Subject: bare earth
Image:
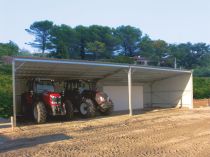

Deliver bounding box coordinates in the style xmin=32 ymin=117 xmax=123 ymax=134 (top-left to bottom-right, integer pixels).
xmin=1 ymin=108 xmax=210 ymax=157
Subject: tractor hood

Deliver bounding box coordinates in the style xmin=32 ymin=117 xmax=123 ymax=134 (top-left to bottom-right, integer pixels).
xmin=43 ymin=91 xmax=61 ymax=97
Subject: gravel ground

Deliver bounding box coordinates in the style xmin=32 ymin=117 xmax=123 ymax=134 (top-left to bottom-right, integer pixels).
xmin=1 ymin=108 xmax=210 ymax=157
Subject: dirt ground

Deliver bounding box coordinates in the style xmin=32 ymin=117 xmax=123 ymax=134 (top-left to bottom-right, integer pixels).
xmin=194 ymin=99 xmax=209 ymax=108
xmin=1 ymin=108 xmax=210 ymax=157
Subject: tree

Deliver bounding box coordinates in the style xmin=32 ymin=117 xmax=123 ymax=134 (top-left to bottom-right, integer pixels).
xmin=74 ymin=25 xmax=118 ymax=60
xmin=75 ymin=25 xmax=90 ymax=59
xmin=88 ymin=25 xmax=117 ymax=58
xmin=114 ymin=25 xmax=142 ymax=56
xmin=86 ymin=41 xmax=106 ymax=59
xmin=49 ymin=24 xmax=77 ymax=59
xmin=190 ymin=43 xmax=210 ymax=67
xmin=139 ymin=35 xmax=154 ymax=57
xmin=24 ymin=21 xmax=210 ymax=69
xmin=168 ymin=43 xmax=210 ymax=69
xmin=25 ymin=20 xmax=53 ymax=54
xmin=152 ymin=40 xmax=168 ymax=66
xmin=0 ymin=41 xmax=19 ymax=57
xmin=139 ymin=37 xmax=169 ymax=66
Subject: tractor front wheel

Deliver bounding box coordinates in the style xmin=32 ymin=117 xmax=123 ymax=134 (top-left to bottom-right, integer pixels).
xmin=64 ymin=100 xmax=74 ymax=120
xmin=33 ymin=102 xmax=47 ymax=124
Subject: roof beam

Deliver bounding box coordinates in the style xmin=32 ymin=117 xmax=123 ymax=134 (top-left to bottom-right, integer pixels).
xmin=97 ymin=68 xmax=125 ymax=81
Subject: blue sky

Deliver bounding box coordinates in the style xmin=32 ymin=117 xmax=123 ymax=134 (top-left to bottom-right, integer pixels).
xmin=1 ymin=0 xmax=210 ymax=52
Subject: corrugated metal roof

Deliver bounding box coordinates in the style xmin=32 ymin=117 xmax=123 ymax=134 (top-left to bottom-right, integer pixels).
xmin=14 ymin=57 xmax=191 ymax=84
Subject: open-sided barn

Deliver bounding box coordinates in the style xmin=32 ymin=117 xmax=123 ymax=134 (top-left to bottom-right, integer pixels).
xmin=12 ymin=57 xmax=193 ymax=126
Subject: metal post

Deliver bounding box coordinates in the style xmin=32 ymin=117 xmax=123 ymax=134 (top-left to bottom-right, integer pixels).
xmin=190 ymin=72 xmax=193 ymax=109
xmin=11 ymin=116 xmax=14 ymax=131
xmin=150 ymin=83 xmax=153 ymax=108
xmin=128 ymin=67 xmax=133 ymax=116
xmin=12 ymin=60 xmax=16 ymax=127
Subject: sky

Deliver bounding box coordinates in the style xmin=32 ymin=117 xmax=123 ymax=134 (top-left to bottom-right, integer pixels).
xmin=1 ymin=0 xmax=210 ymax=52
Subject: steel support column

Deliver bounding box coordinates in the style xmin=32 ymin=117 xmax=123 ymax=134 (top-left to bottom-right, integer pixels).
xmin=190 ymin=72 xmax=194 ymax=109
xmin=128 ymin=67 xmax=133 ymax=116
xmin=12 ymin=60 xmax=16 ymax=127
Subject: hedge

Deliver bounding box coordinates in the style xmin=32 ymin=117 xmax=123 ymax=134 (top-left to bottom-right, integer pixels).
xmin=193 ymin=77 xmax=210 ymax=99
xmin=0 ymin=64 xmax=12 ymax=118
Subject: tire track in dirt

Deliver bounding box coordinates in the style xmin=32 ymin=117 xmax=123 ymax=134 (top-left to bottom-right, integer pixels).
xmin=1 ymin=108 xmax=210 ymax=157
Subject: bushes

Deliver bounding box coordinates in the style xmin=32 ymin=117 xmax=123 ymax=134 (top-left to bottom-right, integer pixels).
xmin=194 ymin=66 xmax=210 ymax=77
xmin=110 ymin=56 xmax=134 ymax=64
xmin=0 ymin=64 xmax=12 ymax=118
xmin=193 ymin=77 xmax=210 ymax=99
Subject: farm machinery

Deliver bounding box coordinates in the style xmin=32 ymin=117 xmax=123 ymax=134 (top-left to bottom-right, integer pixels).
xmin=21 ymin=78 xmax=74 ymax=123
xmin=64 ymin=80 xmax=114 ymax=118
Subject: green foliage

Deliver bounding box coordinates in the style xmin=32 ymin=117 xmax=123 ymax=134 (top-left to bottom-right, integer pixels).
xmin=74 ymin=25 xmax=90 ymax=59
xmin=140 ymin=38 xmax=168 ymax=65
xmin=0 ymin=41 xmax=19 ymax=57
xmin=111 ymin=55 xmax=134 ymax=64
xmin=139 ymin=35 xmax=153 ymax=57
xmin=193 ymin=77 xmax=210 ymax=99
xmin=167 ymin=43 xmax=210 ymax=69
xmin=0 ymin=64 xmax=12 ymax=118
xmin=115 ymin=25 xmax=142 ymax=56
xmin=50 ymin=24 xmax=78 ymax=59
xmin=74 ymin=25 xmax=117 ymax=60
xmin=26 ymin=20 xmax=53 ymax=53
xmin=86 ymin=41 xmax=106 ymax=59
xmin=88 ymin=25 xmax=117 ymax=58
xmin=194 ymin=66 xmax=210 ymax=77
xmin=24 ymin=21 xmax=210 ymax=69
xmin=0 ymin=64 xmax=12 ymax=74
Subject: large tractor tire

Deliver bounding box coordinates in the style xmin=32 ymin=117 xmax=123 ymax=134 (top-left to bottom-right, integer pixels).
xmin=33 ymin=102 xmax=47 ymax=124
xmin=79 ymin=99 xmax=96 ymax=118
xmin=64 ymin=100 xmax=74 ymax=120
xmin=100 ymin=105 xmax=114 ymax=116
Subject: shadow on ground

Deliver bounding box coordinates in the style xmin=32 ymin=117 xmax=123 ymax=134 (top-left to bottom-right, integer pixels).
xmin=0 ymin=133 xmax=72 ymax=153
xmin=16 ymin=107 xmax=180 ymax=127
xmin=0 ymin=117 xmax=11 ymax=129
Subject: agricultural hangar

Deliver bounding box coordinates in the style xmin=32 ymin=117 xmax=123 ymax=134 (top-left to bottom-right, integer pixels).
xmin=12 ymin=57 xmax=193 ymax=126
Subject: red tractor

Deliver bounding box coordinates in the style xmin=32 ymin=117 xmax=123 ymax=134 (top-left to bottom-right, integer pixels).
xmin=64 ymin=80 xmax=114 ymax=118
xmin=21 ymin=78 xmax=74 ymax=123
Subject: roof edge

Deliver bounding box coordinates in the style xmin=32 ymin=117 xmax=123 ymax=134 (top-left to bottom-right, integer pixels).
xmin=14 ymin=57 xmax=192 ymax=74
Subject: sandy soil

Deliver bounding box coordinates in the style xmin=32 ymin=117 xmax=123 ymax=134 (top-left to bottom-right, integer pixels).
xmin=194 ymin=99 xmax=209 ymax=108
xmin=1 ymin=108 xmax=210 ymax=157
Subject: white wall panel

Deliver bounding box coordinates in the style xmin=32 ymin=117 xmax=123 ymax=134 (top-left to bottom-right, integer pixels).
xmin=151 ymin=74 xmax=193 ymax=108
xmin=143 ymin=83 xmax=151 ymax=108
xmin=103 ymin=86 xmax=143 ymax=111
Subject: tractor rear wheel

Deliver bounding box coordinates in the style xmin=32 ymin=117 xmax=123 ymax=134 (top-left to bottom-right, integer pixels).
xmin=33 ymin=102 xmax=47 ymax=124
xmin=64 ymin=100 xmax=74 ymax=120
xmin=100 ymin=105 xmax=113 ymax=116
xmin=79 ymin=99 xmax=96 ymax=118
